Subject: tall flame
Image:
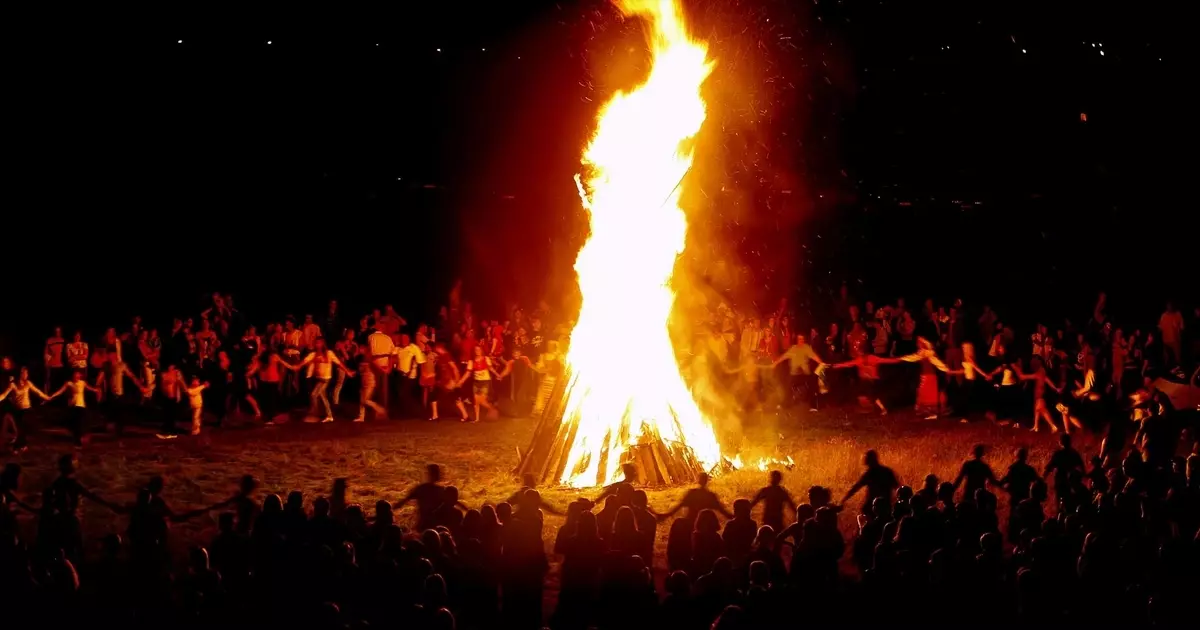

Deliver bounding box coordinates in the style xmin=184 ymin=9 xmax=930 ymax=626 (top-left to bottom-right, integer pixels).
xmin=557 ymin=0 xmax=721 ymax=488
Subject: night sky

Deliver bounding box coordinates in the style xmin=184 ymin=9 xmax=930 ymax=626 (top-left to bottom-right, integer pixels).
xmin=5 ymin=1 xmax=1190 ymax=356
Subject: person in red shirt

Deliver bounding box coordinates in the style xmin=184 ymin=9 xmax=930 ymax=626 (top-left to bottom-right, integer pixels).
xmin=457 ymin=345 xmax=500 ymax=423
xmin=829 ymin=353 xmax=902 ymax=415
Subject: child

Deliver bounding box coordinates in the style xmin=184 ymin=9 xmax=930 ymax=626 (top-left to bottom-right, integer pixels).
xmin=186 ymin=376 xmax=209 ymax=436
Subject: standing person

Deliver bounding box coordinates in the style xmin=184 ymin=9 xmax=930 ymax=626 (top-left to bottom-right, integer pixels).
xmin=1158 ymin=301 xmax=1184 ymax=367
xmin=750 ymin=470 xmax=797 ymax=533
xmin=366 ymin=325 xmax=395 ymax=412
xmin=155 ymin=365 xmax=186 ymax=439
xmin=839 ymin=450 xmax=900 ymax=513
xmin=900 ymin=338 xmax=949 ymax=418
xmin=827 ymin=353 xmax=902 ymax=415
xmin=1043 ymin=433 xmax=1084 ymax=504
xmin=66 ymin=332 xmax=89 ymax=383
xmin=280 ymin=318 xmax=303 ymax=399
xmin=772 ymin=334 xmax=825 ymax=411
xmin=228 ymin=354 xmax=262 ymax=421
xmin=394 ymin=334 xmax=426 ymax=417
xmin=47 ymin=370 xmax=102 ymax=446
xmin=530 ymin=340 xmax=564 ymax=417
xmin=185 ymin=376 xmax=209 ymax=436
xmin=301 ymin=314 xmax=322 ymax=351
xmin=332 ymin=328 xmax=359 ymax=405
xmin=258 ymin=351 xmax=286 ymax=424
xmin=353 ymin=357 xmax=388 ymax=422
xmin=419 ymin=343 xmax=438 ymax=411
xmin=944 ymin=342 xmax=992 ymax=421
xmin=458 ymin=345 xmax=500 ymax=423
xmin=1015 ymin=357 xmax=1063 ymax=432
xmin=996 ymin=448 xmax=1041 ymax=543
xmin=103 ymin=355 xmax=144 ymax=436
xmin=281 ymin=337 xmax=353 ymax=423
xmin=430 ymin=343 xmax=467 ymax=422
xmin=323 ymin=300 xmax=342 ymax=344
xmin=195 ymin=319 xmax=220 ymax=369
xmin=44 ymin=327 xmax=66 ymax=392
xmin=144 ymin=329 xmax=162 ymax=370
xmin=377 ymin=305 xmax=406 ymax=337
xmin=0 ymin=368 xmax=52 ymax=453
xmin=952 ymin=444 xmax=998 ymax=500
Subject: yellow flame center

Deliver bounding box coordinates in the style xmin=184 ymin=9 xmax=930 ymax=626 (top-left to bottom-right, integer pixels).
xmin=557 ymin=0 xmax=721 ymax=488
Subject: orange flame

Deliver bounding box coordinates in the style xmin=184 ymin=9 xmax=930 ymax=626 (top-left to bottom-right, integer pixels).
xmin=556 ymin=0 xmax=721 ymax=488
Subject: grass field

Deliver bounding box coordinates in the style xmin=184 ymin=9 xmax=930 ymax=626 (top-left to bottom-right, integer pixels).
xmin=7 ymin=402 xmax=1094 ymax=590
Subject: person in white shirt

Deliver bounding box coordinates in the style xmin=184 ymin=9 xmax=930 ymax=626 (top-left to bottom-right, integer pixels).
xmin=281 ymin=318 xmax=303 ymax=397
xmin=394 ymin=333 xmax=426 ymax=415
xmin=185 ymin=376 xmax=209 ymax=436
xmin=301 ymin=314 xmax=322 ymax=350
xmin=366 ymin=326 xmax=396 ymax=411
xmin=282 ymin=337 xmax=353 ymax=422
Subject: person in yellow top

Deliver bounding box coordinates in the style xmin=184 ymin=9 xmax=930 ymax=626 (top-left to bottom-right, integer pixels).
xmin=47 ymin=370 xmax=103 ymax=445
xmin=282 ymin=337 xmax=354 ymax=423
xmin=0 ymin=367 xmax=52 ymax=452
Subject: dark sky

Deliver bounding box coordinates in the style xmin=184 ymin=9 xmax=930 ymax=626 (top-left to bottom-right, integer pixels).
xmin=5 ymin=1 xmax=1191 ymax=355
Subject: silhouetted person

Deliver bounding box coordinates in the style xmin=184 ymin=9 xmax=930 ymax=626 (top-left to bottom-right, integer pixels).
xmin=395 ymin=464 xmax=446 ymax=532
xmin=660 ymin=473 xmax=732 ymax=526
xmin=954 ymin=444 xmax=998 ymax=499
xmin=722 ymin=499 xmax=757 ymax=567
xmin=750 ymin=470 xmax=796 ymax=533
xmin=1044 ymin=434 xmax=1084 ymax=502
xmin=997 ymin=447 xmax=1041 ymax=542
xmin=840 ymin=450 xmax=900 ymax=512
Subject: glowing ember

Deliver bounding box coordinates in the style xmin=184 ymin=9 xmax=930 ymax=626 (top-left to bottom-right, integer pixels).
xmin=556 ymin=0 xmax=721 ymax=488
xmin=755 ymin=455 xmax=795 ymax=472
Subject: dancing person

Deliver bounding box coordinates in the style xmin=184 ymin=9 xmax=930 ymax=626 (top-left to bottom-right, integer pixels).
xmin=281 ymin=337 xmax=353 ymax=423
xmin=155 ymin=365 xmax=187 ymax=438
xmin=900 ymin=337 xmax=949 ymax=418
xmin=185 ymin=376 xmax=209 ymax=436
xmin=457 ymin=345 xmax=499 ymax=423
xmin=750 ymin=470 xmax=796 ymax=533
xmin=827 ymin=353 xmax=902 ymax=415
xmin=943 ymin=342 xmax=993 ymax=422
xmin=353 ymin=357 xmax=388 ymax=422
xmin=840 ymin=450 xmax=899 ymax=513
xmin=1015 ymin=356 xmax=1063 ymax=432
xmin=773 ymin=334 xmax=826 ymax=411
xmin=47 ymin=370 xmax=103 ymax=445
xmin=952 ymin=444 xmax=998 ymax=500
xmin=366 ymin=324 xmax=395 ymax=411
xmin=394 ymin=333 xmax=426 ymax=416
xmin=332 ymin=328 xmax=358 ymax=405
xmin=0 ymin=368 xmax=52 ymax=452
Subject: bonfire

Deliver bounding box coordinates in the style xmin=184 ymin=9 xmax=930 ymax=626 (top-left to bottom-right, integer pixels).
xmin=517 ymin=0 xmax=723 ymax=488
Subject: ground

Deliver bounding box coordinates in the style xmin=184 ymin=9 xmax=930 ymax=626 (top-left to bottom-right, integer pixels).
xmin=7 ymin=402 xmax=1095 ymax=594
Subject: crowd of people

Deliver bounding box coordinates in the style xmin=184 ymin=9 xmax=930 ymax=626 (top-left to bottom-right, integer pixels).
xmin=3 ymin=283 xmax=1194 ymax=453
xmin=2 ymin=429 xmax=1198 ymax=628
xmin=699 ymin=289 xmax=1196 ymax=429
xmin=2 ymin=286 xmax=579 ymax=449
xmin=0 ymin=284 xmax=1197 ymax=627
